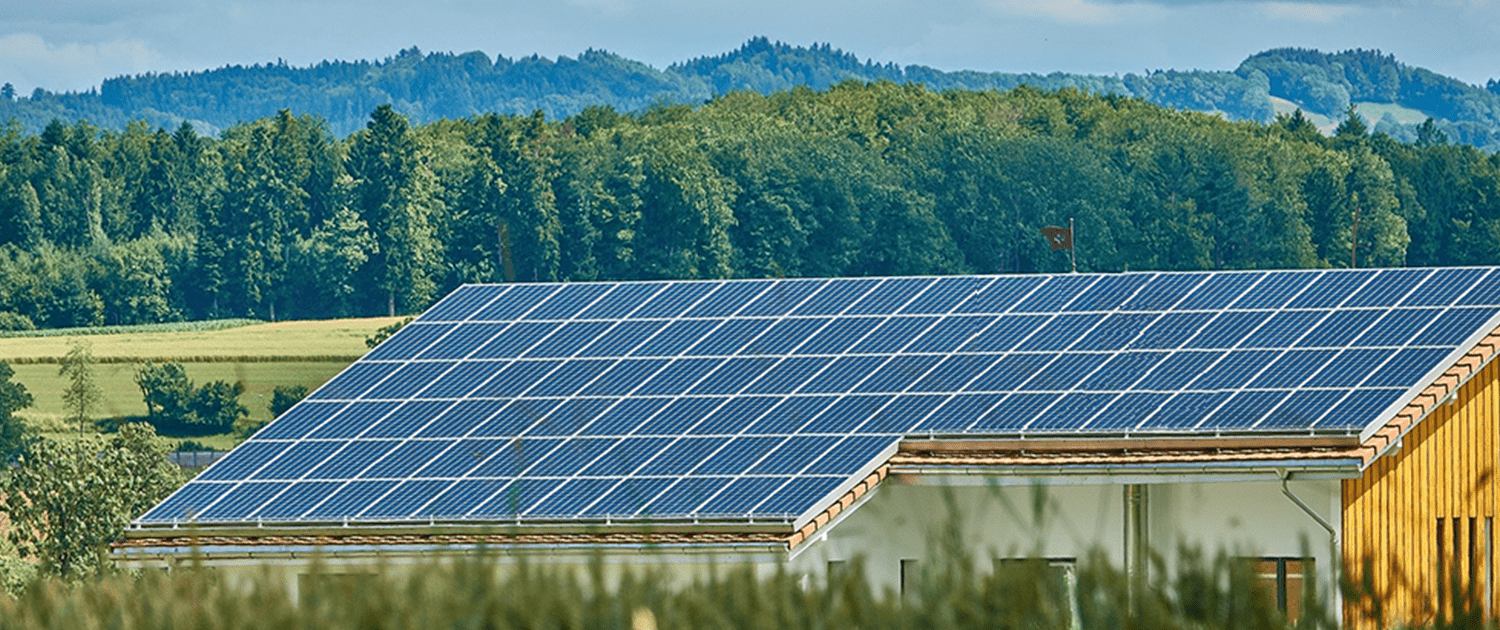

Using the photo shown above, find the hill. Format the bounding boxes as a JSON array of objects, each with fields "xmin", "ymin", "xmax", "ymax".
[{"xmin": 2, "ymin": 39, "xmax": 1497, "ymax": 149}]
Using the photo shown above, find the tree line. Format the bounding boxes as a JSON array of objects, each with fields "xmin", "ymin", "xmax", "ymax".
[{"xmin": 1, "ymin": 81, "xmax": 1499, "ymax": 328}]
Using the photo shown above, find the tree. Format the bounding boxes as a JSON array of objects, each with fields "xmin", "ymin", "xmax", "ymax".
[
  {"xmin": 269, "ymin": 384, "xmax": 309, "ymax": 418},
  {"xmin": 0, "ymin": 360, "xmax": 34, "ymax": 463},
  {"xmin": 189, "ymin": 380, "xmax": 247, "ymax": 433},
  {"xmin": 134, "ymin": 361, "xmax": 192, "ymax": 422},
  {"xmin": 1, "ymin": 423, "xmax": 183, "ymax": 580},
  {"xmin": 58, "ymin": 339, "xmax": 101, "ymax": 436}
]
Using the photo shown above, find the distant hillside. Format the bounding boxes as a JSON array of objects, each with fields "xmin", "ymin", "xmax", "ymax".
[{"xmin": 1, "ymin": 38, "xmax": 1498, "ymax": 149}]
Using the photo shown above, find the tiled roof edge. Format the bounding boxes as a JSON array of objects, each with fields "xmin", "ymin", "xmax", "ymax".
[
  {"xmin": 785, "ymin": 464, "xmax": 889, "ymax": 551},
  {"xmin": 1359, "ymin": 326, "xmax": 1500, "ymax": 466}
]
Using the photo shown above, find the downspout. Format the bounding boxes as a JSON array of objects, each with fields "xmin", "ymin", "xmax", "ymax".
[{"xmin": 1279, "ymin": 470, "xmax": 1340, "ymax": 613}]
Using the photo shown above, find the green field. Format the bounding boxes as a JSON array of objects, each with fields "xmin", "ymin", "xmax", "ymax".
[{"xmin": 0, "ymin": 317, "xmax": 401, "ymax": 448}]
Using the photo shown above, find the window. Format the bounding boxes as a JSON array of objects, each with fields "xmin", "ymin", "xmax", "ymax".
[
  {"xmin": 1248, "ymin": 557, "xmax": 1314, "ymax": 622},
  {"xmin": 995, "ymin": 558, "xmax": 1078, "ymax": 630}
]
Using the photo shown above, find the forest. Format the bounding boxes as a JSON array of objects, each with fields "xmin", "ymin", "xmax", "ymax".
[
  {"xmin": 2, "ymin": 40, "xmax": 1499, "ymax": 149},
  {"xmin": 0, "ymin": 80, "xmax": 1499, "ymax": 330}
]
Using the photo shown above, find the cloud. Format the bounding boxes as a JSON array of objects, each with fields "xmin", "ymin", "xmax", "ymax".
[
  {"xmin": 1261, "ymin": 1, "xmax": 1360, "ymax": 20},
  {"xmin": 982, "ymin": 0, "xmax": 1166, "ymax": 24},
  {"xmin": 0, "ymin": 33, "xmax": 161, "ymax": 94}
]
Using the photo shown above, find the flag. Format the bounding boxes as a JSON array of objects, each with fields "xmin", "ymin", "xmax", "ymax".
[{"xmin": 1040, "ymin": 226, "xmax": 1073, "ymax": 251}]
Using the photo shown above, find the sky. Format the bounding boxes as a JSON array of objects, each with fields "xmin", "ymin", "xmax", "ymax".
[{"xmin": 0, "ymin": 0, "xmax": 1497, "ymax": 96}]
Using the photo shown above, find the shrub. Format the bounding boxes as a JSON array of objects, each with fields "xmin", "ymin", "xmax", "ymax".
[
  {"xmin": 0, "ymin": 311, "xmax": 36, "ymax": 332},
  {"xmin": 269, "ymin": 384, "xmax": 309, "ymax": 419}
]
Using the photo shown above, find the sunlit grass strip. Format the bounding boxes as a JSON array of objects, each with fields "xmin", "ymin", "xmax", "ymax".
[
  {"xmin": 0, "ymin": 319, "xmax": 264, "ymax": 339},
  {"xmin": 4, "ymin": 355, "xmax": 364, "ymax": 365}
]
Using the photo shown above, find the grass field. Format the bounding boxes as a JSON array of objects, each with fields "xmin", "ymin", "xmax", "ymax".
[{"xmin": 0, "ymin": 317, "xmax": 401, "ymax": 448}]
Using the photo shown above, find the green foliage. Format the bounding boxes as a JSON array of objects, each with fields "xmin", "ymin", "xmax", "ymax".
[
  {"xmin": 0, "ymin": 423, "xmax": 183, "ymax": 580},
  {"xmin": 0, "ymin": 319, "xmax": 261, "ymax": 339},
  {"xmin": 132, "ymin": 361, "xmax": 247, "ymax": 434},
  {"xmin": 189, "ymin": 379, "xmax": 247, "ymax": 432},
  {"xmin": 269, "ymin": 384, "xmax": 309, "ymax": 418},
  {"xmin": 56, "ymin": 340, "xmax": 99, "ymax": 435},
  {"xmin": 133, "ymin": 360, "xmax": 192, "ymax": 421},
  {"xmin": 0, "ymin": 360, "xmax": 34, "ymax": 463}
]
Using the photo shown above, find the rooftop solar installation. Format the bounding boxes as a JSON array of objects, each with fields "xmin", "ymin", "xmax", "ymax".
[{"xmin": 138, "ymin": 268, "xmax": 1500, "ymax": 529}]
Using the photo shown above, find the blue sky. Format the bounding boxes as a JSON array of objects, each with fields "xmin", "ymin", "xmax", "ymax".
[{"xmin": 1, "ymin": 0, "xmax": 1497, "ymax": 95}]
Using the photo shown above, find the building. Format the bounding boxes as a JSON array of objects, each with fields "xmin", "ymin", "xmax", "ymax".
[{"xmin": 117, "ymin": 268, "xmax": 1500, "ymax": 626}]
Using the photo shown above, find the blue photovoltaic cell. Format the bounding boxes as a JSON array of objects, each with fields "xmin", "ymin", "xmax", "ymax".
[
  {"xmin": 303, "ymin": 481, "xmax": 398, "ymax": 519},
  {"xmin": 912, "ymin": 315, "xmax": 995, "ymax": 353},
  {"xmin": 471, "ymin": 479, "xmax": 562, "ymax": 517},
  {"xmin": 1247, "ymin": 350, "xmax": 1337, "ymax": 389},
  {"xmin": 1072, "ymin": 313, "xmax": 1160, "ymax": 351},
  {"xmin": 1084, "ymin": 392, "xmax": 1170, "ymax": 430},
  {"xmin": 688, "ymin": 358, "xmax": 780, "ymax": 396},
  {"xmin": 470, "ymin": 322, "xmax": 559, "ymax": 358},
  {"xmin": 697, "ymin": 477, "xmax": 791, "ymax": 517},
  {"xmin": 577, "ymin": 283, "xmax": 664, "ymax": 319},
  {"xmin": 683, "ymin": 318, "xmax": 776, "ymax": 356},
  {"xmin": 795, "ymin": 317, "xmax": 885, "ymax": 355},
  {"xmin": 305, "ymin": 441, "xmax": 401, "ymax": 479},
  {"xmin": 1183, "ymin": 311, "xmax": 1273, "ymax": 349},
  {"xmin": 857, "ymin": 355, "xmax": 943, "ymax": 393},
  {"xmin": 755, "ymin": 476, "xmax": 846, "ymax": 517},
  {"xmin": 849, "ymin": 317, "xmax": 938, "ymax": 354},
  {"xmin": 306, "ymin": 401, "xmax": 402, "ymax": 439},
  {"xmin": 750, "ymin": 435, "xmax": 841, "ymax": 474},
  {"xmin": 363, "ymin": 400, "xmax": 454, "ymax": 438},
  {"xmin": 1015, "ymin": 314, "xmax": 1104, "ymax": 352},
  {"xmin": 1458, "ymin": 270, "xmax": 1500, "ymax": 306},
  {"xmin": 256, "ymin": 401, "xmax": 347, "ymax": 439},
  {"xmin": 468, "ymin": 360, "xmax": 563, "ymax": 397},
  {"xmin": 1128, "ymin": 311, "xmax": 1215, "ymax": 350},
  {"xmin": 1287, "ymin": 270, "xmax": 1376, "ymax": 309},
  {"xmin": 800, "ymin": 355, "xmax": 890, "ymax": 393},
  {"xmin": 629, "ymin": 282, "xmax": 721, "ymax": 319},
  {"xmin": 683, "ymin": 281, "xmax": 773, "ymax": 318},
  {"xmin": 417, "ymin": 323, "xmax": 509, "ymax": 360},
  {"xmin": 738, "ymin": 280, "xmax": 828, "ymax": 317},
  {"xmin": 912, "ymin": 354, "xmax": 1002, "ymax": 392},
  {"xmin": 1354, "ymin": 309, "xmax": 1441, "ymax": 347},
  {"xmin": 471, "ymin": 399, "xmax": 563, "ymax": 437},
  {"xmin": 578, "ymin": 320, "xmax": 667, "ymax": 357},
  {"xmin": 529, "ymin": 478, "xmax": 621, "ymax": 517},
  {"xmin": 1079, "ymin": 352, "xmax": 1167, "ymax": 390},
  {"xmin": 250, "ymin": 441, "xmax": 347, "ymax": 480},
  {"xmin": 1185, "ymin": 350, "xmax": 1279, "ymax": 390},
  {"xmin": 587, "ymin": 478, "xmax": 676, "ymax": 517},
  {"xmin": 470, "ymin": 439, "xmax": 563, "ymax": 478},
  {"xmin": 1200, "ymin": 390, "xmax": 1291, "ymax": 429},
  {"xmin": 1069, "ymin": 274, "xmax": 1153, "ymax": 311},
  {"xmin": 525, "ymin": 283, "xmax": 615, "ymax": 320},
  {"xmin": 585, "ymin": 398, "xmax": 670, "ymax": 435},
  {"xmin": 966, "ymin": 354, "xmax": 1054, "ymax": 391},
  {"xmin": 580, "ymin": 359, "xmax": 669, "ymax": 396},
  {"xmin": 691, "ymin": 396, "xmax": 783, "ymax": 435},
  {"xmin": 250, "ymin": 481, "xmax": 343, "ymax": 519},
  {"xmin": 525, "ymin": 359, "xmax": 616, "ymax": 397},
  {"xmin": 413, "ymin": 439, "xmax": 510, "ymax": 478},
  {"xmin": 800, "ymin": 395, "xmax": 893, "ymax": 434},
  {"xmin": 900, "ymin": 276, "xmax": 991, "ymax": 314},
  {"xmin": 1412, "ymin": 308, "xmax": 1499, "ymax": 346},
  {"xmin": 1136, "ymin": 391, "xmax": 1232, "ymax": 430},
  {"xmin": 634, "ymin": 397, "xmax": 726, "ymax": 435},
  {"xmin": 954, "ymin": 276, "xmax": 1045, "ymax": 313},
  {"xmin": 1364, "ymin": 348, "xmax": 1451, "ymax": 387},
  {"xmin": 641, "ymin": 477, "xmax": 730, "ymax": 517},
  {"xmin": 968, "ymin": 393, "xmax": 1058, "ymax": 432},
  {"xmin": 792, "ymin": 278, "xmax": 881, "ymax": 316},
  {"xmin": 524, "ymin": 321, "xmax": 615, "ymax": 357},
  {"xmin": 1230, "ymin": 271, "xmax": 1318, "ymax": 310},
  {"xmin": 416, "ymin": 399, "xmax": 509, "ymax": 438},
  {"xmin": 961, "ymin": 314, "xmax": 1050, "ymax": 352},
  {"xmin": 847, "ymin": 277, "xmax": 935, "ymax": 315},
  {"xmin": 199, "ymin": 442, "xmax": 292, "ymax": 481},
  {"xmin": 1314, "ymin": 389, "xmax": 1405, "ymax": 429},
  {"xmin": 634, "ymin": 358, "xmax": 725, "ymax": 396},
  {"xmin": 418, "ymin": 285, "xmax": 506, "ymax": 322},
  {"xmin": 746, "ymin": 396, "xmax": 838, "ymax": 434},
  {"xmin": 362, "ymin": 479, "xmax": 453, "ymax": 518},
  {"xmin": 745, "ymin": 318, "xmax": 831, "ymax": 355},
  {"xmin": 1239, "ymin": 310, "xmax": 1327, "ymax": 348},
  {"xmin": 415, "ymin": 479, "xmax": 513, "ymax": 518},
  {"xmin": 1403, "ymin": 268, "xmax": 1490, "ymax": 306},
  {"xmin": 1122, "ymin": 273, "xmax": 1208, "ymax": 310},
  {"xmin": 1257, "ymin": 390, "xmax": 1348, "ymax": 429},
  {"xmin": 637, "ymin": 438, "xmax": 725, "ymax": 475},
  {"xmin": 1025, "ymin": 392, "xmax": 1116, "ymax": 430},
  {"xmin": 1021, "ymin": 353, "xmax": 1108, "ymax": 391},
  {"xmin": 630, "ymin": 320, "xmax": 721, "ymax": 356},
  {"xmin": 1134, "ymin": 351, "xmax": 1226, "ymax": 390},
  {"xmin": 1176, "ymin": 272, "xmax": 1263, "ymax": 310},
  {"xmin": 1345, "ymin": 268, "xmax": 1430, "ymax": 308},
  {"xmin": 1013, "ymin": 275, "xmax": 1098, "ymax": 313},
  {"xmin": 308, "ymin": 362, "xmax": 402, "ymax": 400},
  {"xmin": 916, "ymin": 393, "xmax": 1004, "ymax": 432},
  {"xmin": 364, "ymin": 361, "xmax": 456, "ymax": 399},
  {"xmin": 1296, "ymin": 310, "xmax": 1383, "ymax": 348},
  {"xmin": 141, "ymin": 482, "xmax": 235, "ymax": 522},
  {"xmin": 470, "ymin": 284, "xmax": 559, "ymax": 321},
  {"xmin": 804, "ymin": 435, "xmax": 897, "ymax": 474},
  {"xmin": 1305, "ymin": 349, "xmax": 1393, "ymax": 388},
  {"xmin": 526, "ymin": 398, "xmax": 617, "ymax": 436},
  {"xmin": 526, "ymin": 438, "xmax": 620, "ymax": 476},
  {"xmin": 364, "ymin": 323, "xmax": 455, "ymax": 360},
  {"xmin": 694, "ymin": 436, "xmax": 784, "ymax": 475},
  {"xmin": 197, "ymin": 482, "xmax": 287, "ymax": 520},
  {"xmin": 581, "ymin": 438, "xmax": 673, "ymax": 476}
]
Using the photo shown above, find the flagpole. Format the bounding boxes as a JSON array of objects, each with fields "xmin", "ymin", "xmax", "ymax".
[{"xmin": 1069, "ymin": 217, "xmax": 1077, "ymax": 273}]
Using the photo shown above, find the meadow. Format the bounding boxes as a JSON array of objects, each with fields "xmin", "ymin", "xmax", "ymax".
[{"xmin": 0, "ymin": 317, "xmax": 400, "ymax": 448}]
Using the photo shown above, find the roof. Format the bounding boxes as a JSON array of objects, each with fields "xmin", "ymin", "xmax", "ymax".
[{"xmin": 126, "ymin": 267, "xmax": 1500, "ymax": 549}]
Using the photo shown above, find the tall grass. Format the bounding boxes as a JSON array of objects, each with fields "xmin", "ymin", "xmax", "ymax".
[{"xmin": 0, "ymin": 320, "xmax": 264, "ymax": 340}]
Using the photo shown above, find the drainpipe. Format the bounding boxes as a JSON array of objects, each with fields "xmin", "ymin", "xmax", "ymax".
[
  {"xmin": 1124, "ymin": 484, "xmax": 1148, "ymax": 610},
  {"xmin": 1279, "ymin": 470, "xmax": 1340, "ymax": 610}
]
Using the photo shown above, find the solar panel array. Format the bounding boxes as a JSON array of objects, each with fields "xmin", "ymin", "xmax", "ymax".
[{"xmin": 139, "ymin": 268, "xmax": 1500, "ymax": 527}]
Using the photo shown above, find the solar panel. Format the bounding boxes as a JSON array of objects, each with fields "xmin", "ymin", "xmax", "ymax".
[{"xmin": 143, "ymin": 268, "xmax": 1500, "ymax": 530}]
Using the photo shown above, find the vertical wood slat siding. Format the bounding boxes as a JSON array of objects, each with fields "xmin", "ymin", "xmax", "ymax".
[{"xmin": 1343, "ymin": 360, "xmax": 1500, "ymax": 630}]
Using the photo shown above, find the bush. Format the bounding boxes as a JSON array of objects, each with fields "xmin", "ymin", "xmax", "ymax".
[
  {"xmin": 132, "ymin": 361, "xmax": 246, "ymax": 435},
  {"xmin": 269, "ymin": 384, "xmax": 309, "ymax": 419},
  {"xmin": 366, "ymin": 317, "xmax": 412, "ymax": 348},
  {"xmin": 0, "ymin": 311, "xmax": 36, "ymax": 332}
]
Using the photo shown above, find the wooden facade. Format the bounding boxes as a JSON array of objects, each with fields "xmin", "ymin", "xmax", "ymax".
[{"xmin": 1343, "ymin": 356, "xmax": 1500, "ymax": 628}]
